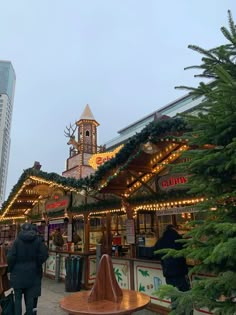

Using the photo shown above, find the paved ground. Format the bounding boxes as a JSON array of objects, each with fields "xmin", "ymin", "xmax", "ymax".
[
  {"xmin": 18, "ymin": 277, "xmax": 156, "ymax": 314},
  {"xmin": 14, "ymin": 277, "xmax": 67, "ymax": 314},
  {"xmin": 36, "ymin": 277, "xmax": 68, "ymax": 314}
]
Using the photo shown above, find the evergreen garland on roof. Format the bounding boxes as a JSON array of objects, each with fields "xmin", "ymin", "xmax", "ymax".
[
  {"xmin": 1, "ymin": 113, "xmax": 189, "ymax": 215},
  {"xmin": 0, "ymin": 168, "xmax": 89, "ymax": 215},
  {"xmin": 87, "ymin": 116, "xmax": 190, "ymax": 188}
]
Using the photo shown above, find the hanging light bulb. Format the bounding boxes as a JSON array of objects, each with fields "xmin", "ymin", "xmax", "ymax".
[{"xmin": 141, "ymin": 141, "xmax": 160, "ymax": 154}]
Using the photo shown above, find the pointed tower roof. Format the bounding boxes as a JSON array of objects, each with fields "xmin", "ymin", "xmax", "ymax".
[
  {"xmin": 77, "ymin": 104, "xmax": 99, "ymax": 126},
  {"xmin": 80, "ymin": 104, "xmax": 95, "ymax": 120}
]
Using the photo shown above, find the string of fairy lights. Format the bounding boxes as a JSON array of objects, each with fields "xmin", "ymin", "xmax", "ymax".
[
  {"xmin": 1, "ymin": 137, "xmax": 203, "ymax": 223},
  {"xmin": 124, "ymin": 144, "xmax": 188, "ymax": 197},
  {"xmin": 87, "ymin": 197, "xmax": 204, "ymax": 217},
  {"xmin": 97, "ymin": 138, "xmax": 189, "ymax": 198},
  {"xmin": 76, "ymin": 119, "xmax": 99, "ymax": 177},
  {"xmin": 0, "ymin": 175, "xmax": 80, "ymax": 222}
]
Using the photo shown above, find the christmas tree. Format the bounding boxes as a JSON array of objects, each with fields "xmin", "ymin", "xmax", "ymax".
[{"xmin": 155, "ymin": 10, "xmax": 236, "ymax": 315}]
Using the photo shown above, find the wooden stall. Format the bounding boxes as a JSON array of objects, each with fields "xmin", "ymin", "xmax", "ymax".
[
  {"xmin": 0, "ymin": 167, "xmax": 100, "ymax": 289},
  {"xmin": 0, "ymin": 117, "xmax": 212, "ymax": 315},
  {"xmin": 70, "ymin": 117, "xmax": 209, "ymax": 315}
]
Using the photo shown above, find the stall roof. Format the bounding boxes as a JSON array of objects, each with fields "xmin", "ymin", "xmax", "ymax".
[
  {"xmin": 96, "ymin": 139, "xmax": 189, "ymax": 198},
  {"xmin": 89, "ymin": 117, "xmax": 191, "ymax": 198},
  {"xmin": 1, "ymin": 117, "xmax": 191, "ymax": 220},
  {"xmin": 0, "ymin": 168, "xmax": 87, "ymax": 221}
]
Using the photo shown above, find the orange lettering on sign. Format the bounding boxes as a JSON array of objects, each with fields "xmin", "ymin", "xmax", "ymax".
[
  {"xmin": 96, "ymin": 157, "xmax": 103, "ymax": 165},
  {"xmin": 89, "ymin": 145, "xmax": 124, "ymax": 170},
  {"xmin": 96, "ymin": 156, "xmax": 113, "ymax": 165}
]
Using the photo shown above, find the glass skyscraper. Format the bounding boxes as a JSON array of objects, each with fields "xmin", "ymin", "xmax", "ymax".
[{"xmin": 0, "ymin": 61, "xmax": 16, "ymax": 206}]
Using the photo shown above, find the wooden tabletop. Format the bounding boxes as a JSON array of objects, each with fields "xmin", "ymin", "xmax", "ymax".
[{"xmin": 60, "ymin": 289, "xmax": 150, "ymax": 315}]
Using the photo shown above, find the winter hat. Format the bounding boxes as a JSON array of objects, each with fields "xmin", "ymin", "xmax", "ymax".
[{"xmin": 21, "ymin": 223, "xmax": 32, "ymax": 231}]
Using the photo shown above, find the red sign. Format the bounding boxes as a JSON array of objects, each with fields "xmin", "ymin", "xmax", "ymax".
[
  {"xmin": 45, "ymin": 196, "xmax": 70, "ymax": 212},
  {"xmin": 158, "ymin": 174, "xmax": 188, "ymax": 191}
]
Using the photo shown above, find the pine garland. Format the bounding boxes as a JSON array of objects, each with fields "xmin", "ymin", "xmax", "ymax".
[{"xmin": 1, "ymin": 116, "xmax": 190, "ymax": 217}]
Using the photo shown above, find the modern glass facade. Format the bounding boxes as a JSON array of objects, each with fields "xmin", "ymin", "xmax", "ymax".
[{"xmin": 0, "ymin": 61, "xmax": 16, "ymax": 206}]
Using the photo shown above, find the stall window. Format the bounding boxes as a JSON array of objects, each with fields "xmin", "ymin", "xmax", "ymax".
[
  {"xmin": 111, "ymin": 214, "xmax": 127, "ymax": 245},
  {"xmin": 89, "ymin": 216, "xmax": 105, "ymax": 249},
  {"xmin": 136, "ymin": 212, "xmax": 155, "ymax": 234},
  {"xmin": 157, "ymin": 215, "xmax": 173, "ymax": 237},
  {"xmin": 48, "ymin": 221, "xmax": 67, "ymax": 249},
  {"xmin": 73, "ymin": 218, "xmax": 84, "ymax": 250}
]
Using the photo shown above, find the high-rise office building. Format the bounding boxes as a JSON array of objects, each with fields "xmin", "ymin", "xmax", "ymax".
[{"xmin": 0, "ymin": 61, "xmax": 16, "ymax": 206}]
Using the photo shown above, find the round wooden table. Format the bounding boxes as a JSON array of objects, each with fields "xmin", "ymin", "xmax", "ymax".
[{"xmin": 60, "ymin": 289, "xmax": 150, "ymax": 315}]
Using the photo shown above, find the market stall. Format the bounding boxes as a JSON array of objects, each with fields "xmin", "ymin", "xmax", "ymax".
[
  {"xmin": 0, "ymin": 117, "xmax": 211, "ymax": 314},
  {"xmin": 71, "ymin": 117, "xmax": 209, "ymax": 314}
]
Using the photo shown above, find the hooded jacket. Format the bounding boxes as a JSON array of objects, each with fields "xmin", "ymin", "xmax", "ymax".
[
  {"xmin": 7, "ymin": 223, "xmax": 48, "ymax": 290},
  {"xmin": 154, "ymin": 227, "xmax": 188, "ymax": 278}
]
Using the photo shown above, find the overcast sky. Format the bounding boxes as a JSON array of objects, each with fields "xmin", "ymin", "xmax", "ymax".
[{"xmin": 1, "ymin": 0, "xmax": 235, "ymax": 199}]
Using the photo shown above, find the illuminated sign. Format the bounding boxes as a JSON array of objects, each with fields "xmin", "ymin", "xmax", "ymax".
[
  {"xmin": 158, "ymin": 174, "xmax": 188, "ymax": 191},
  {"xmin": 88, "ymin": 145, "xmax": 123, "ymax": 170},
  {"xmin": 156, "ymin": 206, "xmax": 198, "ymax": 216},
  {"xmin": 45, "ymin": 196, "xmax": 70, "ymax": 212}
]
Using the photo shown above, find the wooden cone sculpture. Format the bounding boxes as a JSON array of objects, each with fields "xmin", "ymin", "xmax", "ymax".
[{"xmin": 88, "ymin": 254, "xmax": 123, "ymax": 303}]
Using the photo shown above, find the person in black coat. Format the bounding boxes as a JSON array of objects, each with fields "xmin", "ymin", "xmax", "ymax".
[
  {"xmin": 27, "ymin": 224, "xmax": 47, "ymax": 315},
  {"xmin": 154, "ymin": 224, "xmax": 190, "ymax": 292},
  {"xmin": 7, "ymin": 223, "xmax": 48, "ymax": 315}
]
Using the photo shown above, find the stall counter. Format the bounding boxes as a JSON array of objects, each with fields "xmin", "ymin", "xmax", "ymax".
[{"xmin": 111, "ymin": 257, "xmax": 212, "ymax": 315}]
